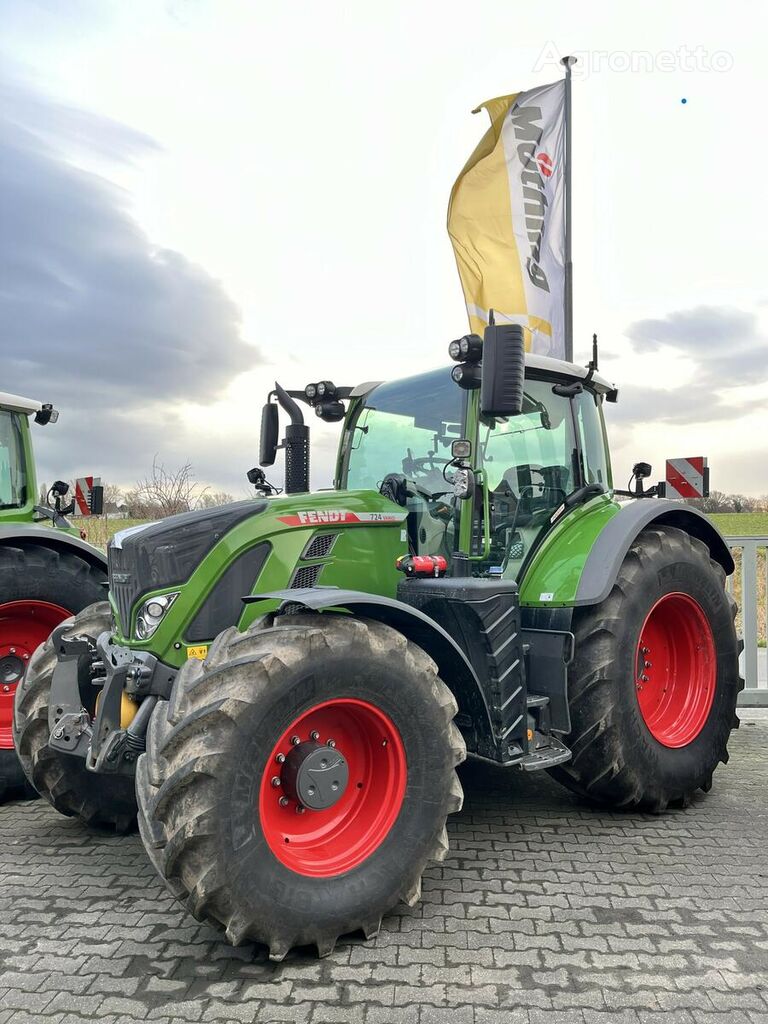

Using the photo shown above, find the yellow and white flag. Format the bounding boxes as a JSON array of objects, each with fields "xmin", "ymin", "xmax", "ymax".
[{"xmin": 448, "ymin": 81, "xmax": 566, "ymax": 357}]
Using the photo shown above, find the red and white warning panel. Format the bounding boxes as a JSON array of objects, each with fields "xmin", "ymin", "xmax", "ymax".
[
  {"xmin": 665, "ymin": 457, "xmax": 709, "ymax": 500},
  {"xmin": 74, "ymin": 476, "xmax": 102, "ymax": 516}
]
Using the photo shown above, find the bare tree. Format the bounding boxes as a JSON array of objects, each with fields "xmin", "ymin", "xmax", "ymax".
[
  {"xmin": 131, "ymin": 457, "xmax": 205, "ymax": 518},
  {"xmin": 101, "ymin": 482, "xmax": 123, "ymax": 519},
  {"xmin": 196, "ymin": 490, "xmax": 235, "ymax": 510}
]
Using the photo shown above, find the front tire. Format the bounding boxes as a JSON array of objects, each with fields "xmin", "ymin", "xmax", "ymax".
[
  {"xmin": 551, "ymin": 526, "xmax": 742, "ymax": 811},
  {"xmin": 137, "ymin": 613, "xmax": 465, "ymax": 960},
  {"xmin": 13, "ymin": 601, "xmax": 138, "ymax": 831}
]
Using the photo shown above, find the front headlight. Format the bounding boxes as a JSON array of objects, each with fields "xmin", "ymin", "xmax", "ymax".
[{"xmin": 135, "ymin": 592, "xmax": 179, "ymax": 640}]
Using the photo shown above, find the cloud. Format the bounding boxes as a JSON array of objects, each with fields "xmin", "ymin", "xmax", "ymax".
[
  {"xmin": 611, "ymin": 304, "xmax": 768, "ymax": 425},
  {"xmin": 0, "ymin": 76, "xmax": 259, "ymax": 413}
]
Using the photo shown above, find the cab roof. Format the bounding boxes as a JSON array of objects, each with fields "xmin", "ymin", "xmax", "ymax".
[
  {"xmin": 0, "ymin": 391, "xmax": 42, "ymax": 416},
  {"xmin": 524, "ymin": 353, "xmax": 615, "ymax": 394}
]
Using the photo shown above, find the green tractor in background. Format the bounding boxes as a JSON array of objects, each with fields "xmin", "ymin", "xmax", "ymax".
[
  {"xmin": 0, "ymin": 391, "xmax": 106, "ymax": 802},
  {"xmin": 14, "ymin": 326, "xmax": 741, "ymax": 959}
]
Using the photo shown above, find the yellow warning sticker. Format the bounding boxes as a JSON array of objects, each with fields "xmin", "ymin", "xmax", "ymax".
[{"xmin": 186, "ymin": 645, "xmax": 209, "ymax": 661}]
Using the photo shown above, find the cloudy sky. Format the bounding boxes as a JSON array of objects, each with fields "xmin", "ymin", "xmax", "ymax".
[{"xmin": 2, "ymin": 0, "xmax": 767, "ymax": 497}]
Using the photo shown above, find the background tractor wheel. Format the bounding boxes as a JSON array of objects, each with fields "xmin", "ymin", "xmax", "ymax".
[
  {"xmin": 137, "ymin": 613, "xmax": 465, "ymax": 960},
  {"xmin": 0, "ymin": 544, "xmax": 105, "ymax": 804},
  {"xmin": 551, "ymin": 526, "xmax": 742, "ymax": 812},
  {"xmin": 13, "ymin": 601, "xmax": 137, "ymax": 831}
]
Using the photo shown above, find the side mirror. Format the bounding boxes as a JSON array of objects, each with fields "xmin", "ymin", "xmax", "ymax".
[
  {"xmin": 480, "ymin": 324, "xmax": 526, "ymax": 417},
  {"xmin": 259, "ymin": 402, "xmax": 279, "ymax": 467},
  {"xmin": 89, "ymin": 485, "xmax": 104, "ymax": 516}
]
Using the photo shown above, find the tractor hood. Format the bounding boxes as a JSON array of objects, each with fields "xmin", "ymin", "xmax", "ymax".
[
  {"xmin": 108, "ymin": 490, "xmax": 408, "ymax": 649},
  {"xmin": 108, "ymin": 500, "xmax": 267, "ymax": 632}
]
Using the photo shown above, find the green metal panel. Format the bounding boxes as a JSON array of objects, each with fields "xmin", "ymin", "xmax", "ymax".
[
  {"xmin": 113, "ymin": 489, "xmax": 407, "ymax": 668},
  {"xmin": 518, "ymin": 493, "xmax": 620, "ymax": 607}
]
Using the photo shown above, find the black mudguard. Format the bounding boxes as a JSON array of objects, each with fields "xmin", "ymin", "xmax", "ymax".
[
  {"xmin": 245, "ymin": 588, "xmax": 499, "ymax": 759},
  {"xmin": 574, "ymin": 499, "xmax": 733, "ymax": 607}
]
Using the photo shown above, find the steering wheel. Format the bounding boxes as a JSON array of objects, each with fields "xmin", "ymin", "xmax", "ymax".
[{"xmin": 402, "ymin": 451, "xmax": 450, "ymax": 477}]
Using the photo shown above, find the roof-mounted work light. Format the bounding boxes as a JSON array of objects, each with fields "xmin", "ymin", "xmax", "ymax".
[
  {"xmin": 449, "ymin": 334, "xmax": 482, "ymax": 363},
  {"xmin": 451, "ymin": 363, "xmax": 481, "ymax": 390}
]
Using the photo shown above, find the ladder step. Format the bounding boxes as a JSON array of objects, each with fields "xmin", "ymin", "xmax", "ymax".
[{"xmin": 526, "ymin": 693, "xmax": 549, "ymax": 708}]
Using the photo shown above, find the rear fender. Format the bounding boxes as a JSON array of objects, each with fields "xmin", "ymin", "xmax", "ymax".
[
  {"xmin": 245, "ymin": 587, "xmax": 497, "ymax": 757},
  {"xmin": 0, "ymin": 524, "xmax": 107, "ymax": 573},
  {"xmin": 574, "ymin": 499, "xmax": 734, "ymax": 607}
]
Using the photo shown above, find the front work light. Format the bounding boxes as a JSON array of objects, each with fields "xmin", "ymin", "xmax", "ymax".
[
  {"xmin": 305, "ymin": 383, "xmax": 318, "ymax": 400},
  {"xmin": 135, "ymin": 592, "xmax": 179, "ymax": 640},
  {"xmin": 451, "ymin": 439, "xmax": 472, "ymax": 460},
  {"xmin": 451, "ymin": 363, "xmax": 481, "ymax": 390}
]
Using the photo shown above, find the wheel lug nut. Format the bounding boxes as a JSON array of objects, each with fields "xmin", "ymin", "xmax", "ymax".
[
  {"xmin": 279, "ymin": 796, "xmax": 289, "ymax": 807},
  {"xmin": 310, "ymin": 730, "xmax": 320, "ymax": 741},
  {"xmin": 327, "ymin": 739, "xmax": 336, "ymax": 748},
  {"xmin": 271, "ymin": 776, "xmax": 281, "ymax": 788},
  {"xmin": 641, "ymin": 674, "xmax": 649, "ymax": 682},
  {"xmin": 275, "ymin": 753, "xmax": 286, "ymax": 764},
  {"xmin": 644, "ymin": 661, "xmax": 652, "ymax": 669},
  {"xmin": 290, "ymin": 735, "xmax": 300, "ymax": 746},
  {"xmin": 296, "ymin": 804, "xmax": 305, "ymax": 814},
  {"xmin": 382, "ymin": 739, "xmax": 388, "ymax": 747}
]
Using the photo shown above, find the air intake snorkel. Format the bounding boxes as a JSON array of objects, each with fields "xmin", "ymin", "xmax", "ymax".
[{"xmin": 274, "ymin": 382, "xmax": 310, "ymax": 494}]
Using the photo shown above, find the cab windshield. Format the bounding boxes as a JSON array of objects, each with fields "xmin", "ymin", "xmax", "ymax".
[
  {"xmin": 344, "ymin": 369, "xmax": 464, "ymax": 494},
  {"xmin": 342, "ymin": 369, "xmax": 464, "ymax": 558},
  {"xmin": 0, "ymin": 410, "xmax": 28, "ymax": 510}
]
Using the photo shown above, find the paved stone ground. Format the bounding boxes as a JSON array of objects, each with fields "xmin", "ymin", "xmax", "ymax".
[{"xmin": 1, "ymin": 718, "xmax": 767, "ymax": 1024}]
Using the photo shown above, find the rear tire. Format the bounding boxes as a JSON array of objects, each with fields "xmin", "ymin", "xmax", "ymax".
[
  {"xmin": 137, "ymin": 613, "xmax": 465, "ymax": 959},
  {"xmin": 13, "ymin": 601, "xmax": 138, "ymax": 831},
  {"xmin": 0, "ymin": 544, "xmax": 106, "ymax": 804},
  {"xmin": 551, "ymin": 526, "xmax": 742, "ymax": 811}
]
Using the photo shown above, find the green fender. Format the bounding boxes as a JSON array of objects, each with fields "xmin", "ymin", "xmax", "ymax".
[{"xmin": 519, "ymin": 495, "xmax": 733, "ymax": 609}]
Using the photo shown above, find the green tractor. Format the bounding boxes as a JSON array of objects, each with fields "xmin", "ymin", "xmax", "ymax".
[
  {"xmin": 0, "ymin": 391, "xmax": 106, "ymax": 802},
  {"xmin": 14, "ymin": 327, "xmax": 741, "ymax": 959}
]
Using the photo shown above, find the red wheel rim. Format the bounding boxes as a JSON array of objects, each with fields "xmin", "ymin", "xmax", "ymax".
[
  {"xmin": 0, "ymin": 600, "xmax": 72, "ymax": 746},
  {"xmin": 636, "ymin": 592, "xmax": 716, "ymax": 748},
  {"xmin": 259, "ymin": 698, "xmax": 407, "ymax": 877}
]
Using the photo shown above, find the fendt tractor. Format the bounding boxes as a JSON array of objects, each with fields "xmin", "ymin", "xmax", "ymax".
[
  {"xmin": 14, "ymin": 326, "xmax": 741, "ymax": 960},
  {"xmin": 0, "ymin": 392, "xmax": 106, "ymax": 801}
]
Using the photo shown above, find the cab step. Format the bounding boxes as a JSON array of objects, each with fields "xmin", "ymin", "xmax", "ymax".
[{"xmin": 519, "ymin": 734, "xmax": 572, "ymax": 771}]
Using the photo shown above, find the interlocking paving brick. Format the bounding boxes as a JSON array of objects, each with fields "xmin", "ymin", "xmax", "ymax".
[{"xmin": 0, "ymin": 718, "xmax": 766, "ymax": 1023}]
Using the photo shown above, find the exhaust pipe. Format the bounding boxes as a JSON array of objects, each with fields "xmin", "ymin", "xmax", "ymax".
[{"xmin": 275, "ymin": 383, "xmax": 310, "ymax": 494}]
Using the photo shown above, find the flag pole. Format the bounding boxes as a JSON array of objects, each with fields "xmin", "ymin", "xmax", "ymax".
[{"xmin": 561, "ymin": 55, "xmax": 576, "ymax": 363}]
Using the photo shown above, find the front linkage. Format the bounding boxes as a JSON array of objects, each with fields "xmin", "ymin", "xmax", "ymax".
[{"xmin": 48, "ymin": 623, "xmax": 174, "ymax": 774}]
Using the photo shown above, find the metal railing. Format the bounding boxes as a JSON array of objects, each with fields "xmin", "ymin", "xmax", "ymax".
[{"xmin": 724, "ymin": 536, "xmax": 767, "ymax": 706}]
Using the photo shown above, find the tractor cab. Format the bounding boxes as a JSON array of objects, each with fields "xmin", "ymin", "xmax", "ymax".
[
  {"xmin": 338, "ymin": 348, "xmax": 615, "ymax": 580},
  {"xmin": 0, "ymin": 392, "xmax": 45, "ymax": 523}
]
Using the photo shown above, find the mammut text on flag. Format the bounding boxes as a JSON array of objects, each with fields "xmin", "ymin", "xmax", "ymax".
[{"xmin": 448, "ymin": 80, "xmax": 566, "ymax": 357}]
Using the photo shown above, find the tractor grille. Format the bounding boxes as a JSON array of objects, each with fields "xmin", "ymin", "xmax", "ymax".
[
  {"xmin": 290, "ymin": 563, "xmax": 324, "ymax": 589},
  {"xmin": 301, "ymin": 533, "xmax": 338, "ymax": 560},
  {"xmin": 108, "ymin": 544, "xmax": 141, "ymax": 635}
]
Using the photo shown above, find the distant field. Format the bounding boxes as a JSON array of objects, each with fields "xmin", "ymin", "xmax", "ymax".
[
  {"xmin": 82, "ymin": 517, "xmax": 149, "ymax": 550},
  {"xmin": 710, "ymin": 513, "xmax": 768, "ymax": 537}
]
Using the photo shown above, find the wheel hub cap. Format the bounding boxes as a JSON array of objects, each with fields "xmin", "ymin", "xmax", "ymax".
[
  {"xmin": 281, "ymin": 741, "xmax": 349, "ymax": 810},
  {"xmin": 0, "ymin": 654, "xmax": 25, "ymax": 686}
]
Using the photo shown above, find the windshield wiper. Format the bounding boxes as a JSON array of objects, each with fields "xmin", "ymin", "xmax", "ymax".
[{"xmin": 549, "ymin": 483, "xmax": 605, "ymax": 525}]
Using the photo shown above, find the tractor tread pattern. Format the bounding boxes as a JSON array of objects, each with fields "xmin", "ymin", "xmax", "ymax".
[
  {"xmin": 551, "ymin": 526, "xmax": 743, "ymax": 811},
  {"xmin": 137, "ymin": 613, "xmax": 466, "ymax": 960}
]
